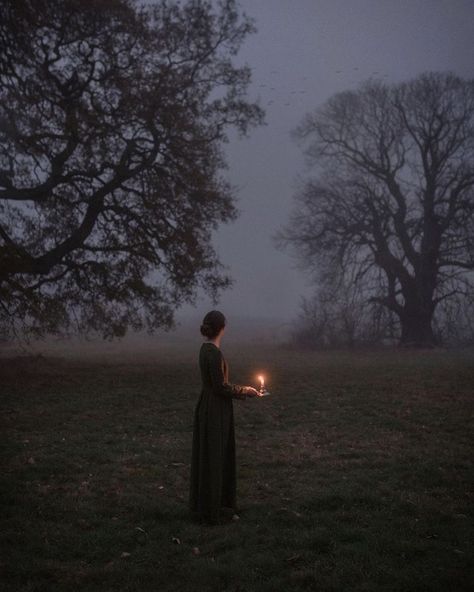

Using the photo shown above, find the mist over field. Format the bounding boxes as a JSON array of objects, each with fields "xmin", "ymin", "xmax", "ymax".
[{"xmin": 0, "ymin": 315, "xmax": 292, "ymax": 363}]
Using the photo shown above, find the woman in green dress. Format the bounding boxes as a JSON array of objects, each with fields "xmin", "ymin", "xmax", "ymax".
[{"xmin": 189, "ymin": 310, "xmax": 261, "ymax": 525}]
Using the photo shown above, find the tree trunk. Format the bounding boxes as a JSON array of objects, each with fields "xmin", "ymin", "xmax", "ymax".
[{"xmin": 399, "ymin": 309, "xmax": 436, "ymax": 348}]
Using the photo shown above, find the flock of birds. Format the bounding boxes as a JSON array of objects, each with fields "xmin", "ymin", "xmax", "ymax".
[{"xmin": 255, "ymin": 68, "xmax": 390, "ymax": 109}]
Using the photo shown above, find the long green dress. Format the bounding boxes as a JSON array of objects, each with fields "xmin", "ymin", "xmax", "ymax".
[{"xmin": 189, "ymin": 342, "xmax": 247, "ymax": 524}]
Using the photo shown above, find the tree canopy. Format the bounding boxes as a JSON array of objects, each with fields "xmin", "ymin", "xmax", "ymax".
[
  {"xmin": 278, "ymin": 72, "xmax": 474, "ymax": 347},
  {"xmin": 0, "ymin": 0, "xmax": 264, "ymax": 339}
]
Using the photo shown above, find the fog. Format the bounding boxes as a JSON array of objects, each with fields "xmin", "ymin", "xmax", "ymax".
[
  {"xmin": 4, "ymin": 1, "xmax": 473, "ymax": 353},
  {"xmin": 176, "ymin": 0, "xmax": 474, "ymax": 330}
]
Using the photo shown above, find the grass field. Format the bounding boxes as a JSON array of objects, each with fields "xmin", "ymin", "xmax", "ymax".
[{"xmin": 1, "ymin": 342, "xmax": 473, "ymax": 591}]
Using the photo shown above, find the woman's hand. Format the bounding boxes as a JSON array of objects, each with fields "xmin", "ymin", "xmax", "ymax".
[{"xmin": 244, "ymin": 386, "xmax": 261, "ymax": 398}]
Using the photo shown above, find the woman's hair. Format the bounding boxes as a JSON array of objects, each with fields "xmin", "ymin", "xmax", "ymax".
[{"xmin": 200, "ymin": 310, "xmax": 226, "ymax": 339}]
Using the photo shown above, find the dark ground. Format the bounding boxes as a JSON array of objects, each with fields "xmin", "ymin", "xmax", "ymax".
[{"xmin": 1, "ymin": 342, "xmax": 473, "ymax": 591}]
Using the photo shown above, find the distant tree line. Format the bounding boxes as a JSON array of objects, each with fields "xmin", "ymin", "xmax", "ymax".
[{"xmin": 278, "ymin": 72, "xmax": 474, "ymax": 348}]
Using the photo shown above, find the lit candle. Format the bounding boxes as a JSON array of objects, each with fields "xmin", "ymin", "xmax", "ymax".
[{"xmin": 255, "ymin": 374, "xmax": 271, "ymax": 396}]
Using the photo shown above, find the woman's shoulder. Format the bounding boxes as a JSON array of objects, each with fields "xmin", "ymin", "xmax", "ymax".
[
  {"xmin": 200, "ymin": 342, "xmax": 222, "ymax": 359},
  {"xmin": 200, "ymin": 342, "xmax": 220, "ymax": 353}
]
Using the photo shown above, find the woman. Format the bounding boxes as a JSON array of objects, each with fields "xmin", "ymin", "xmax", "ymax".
[{"xmin": 189, "ymin": 310, "xmax": 261, "ymax": 525}]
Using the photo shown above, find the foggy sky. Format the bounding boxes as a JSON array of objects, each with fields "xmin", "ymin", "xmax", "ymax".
[{"xmin": 179, "ymin": 0, "xmax": 474, "ymax": 326}]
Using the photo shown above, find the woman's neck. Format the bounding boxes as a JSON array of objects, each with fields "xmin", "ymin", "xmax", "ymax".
[{"xmin": 208, "ymin": 336, "xmax": 221, "ymax": 348}]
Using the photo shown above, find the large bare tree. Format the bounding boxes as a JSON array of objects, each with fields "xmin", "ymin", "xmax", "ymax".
[
  {"xmin": 0, "ymin": 0, "xmax": 263, "ymax": 339},
  {"xmin": 278, "ymin": 72, "xmax": 474, "ymax": 347}
]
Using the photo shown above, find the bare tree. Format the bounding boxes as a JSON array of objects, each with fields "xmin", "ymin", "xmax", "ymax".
[
  {"xmin": 0, "ymin": 0, "xmax": 264, "ymax": 340},
  {"xmin": 278, "ymin": 72, "xmax": 474, "ymax": 347},
  {"xmin": 434, "ymin": 288, "xmax": 474, "ymax": 346},
  {"xmin": 290, "ymin": 264, "xmax": 398, "ymax": 349}
]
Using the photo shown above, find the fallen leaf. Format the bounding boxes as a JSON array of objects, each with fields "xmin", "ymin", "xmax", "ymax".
[
  {"xmin": 121, "ymin": 552, "xmax": 131, "ymax": 558},
  {"xmin": 192, "ymin": 547, "xmax": 200, "ymax": 555},
  {"xmin": 172, "ymin": 537, "xmax": 181, "ymax": 544}
]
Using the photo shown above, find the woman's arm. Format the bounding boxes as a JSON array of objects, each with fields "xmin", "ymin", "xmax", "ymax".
[{"xmin": 208, "ymin": 347, "xmax": 248, "ymax": 400}]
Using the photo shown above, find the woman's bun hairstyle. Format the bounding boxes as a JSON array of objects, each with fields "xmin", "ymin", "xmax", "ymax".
[{"xmin": 200, "ymin": 310, "xmax": 226, "ymax": 339}]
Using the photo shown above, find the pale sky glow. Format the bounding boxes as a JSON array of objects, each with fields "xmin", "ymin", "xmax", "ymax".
[{"xmin": 176, "ymin": 0, "xmax": 474, "ymax": 324}]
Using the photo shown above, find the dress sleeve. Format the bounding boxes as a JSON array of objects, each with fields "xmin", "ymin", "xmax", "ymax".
[{"xmin": 208, "ymin": 347, "xmax": 247, "ymax": 400}]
